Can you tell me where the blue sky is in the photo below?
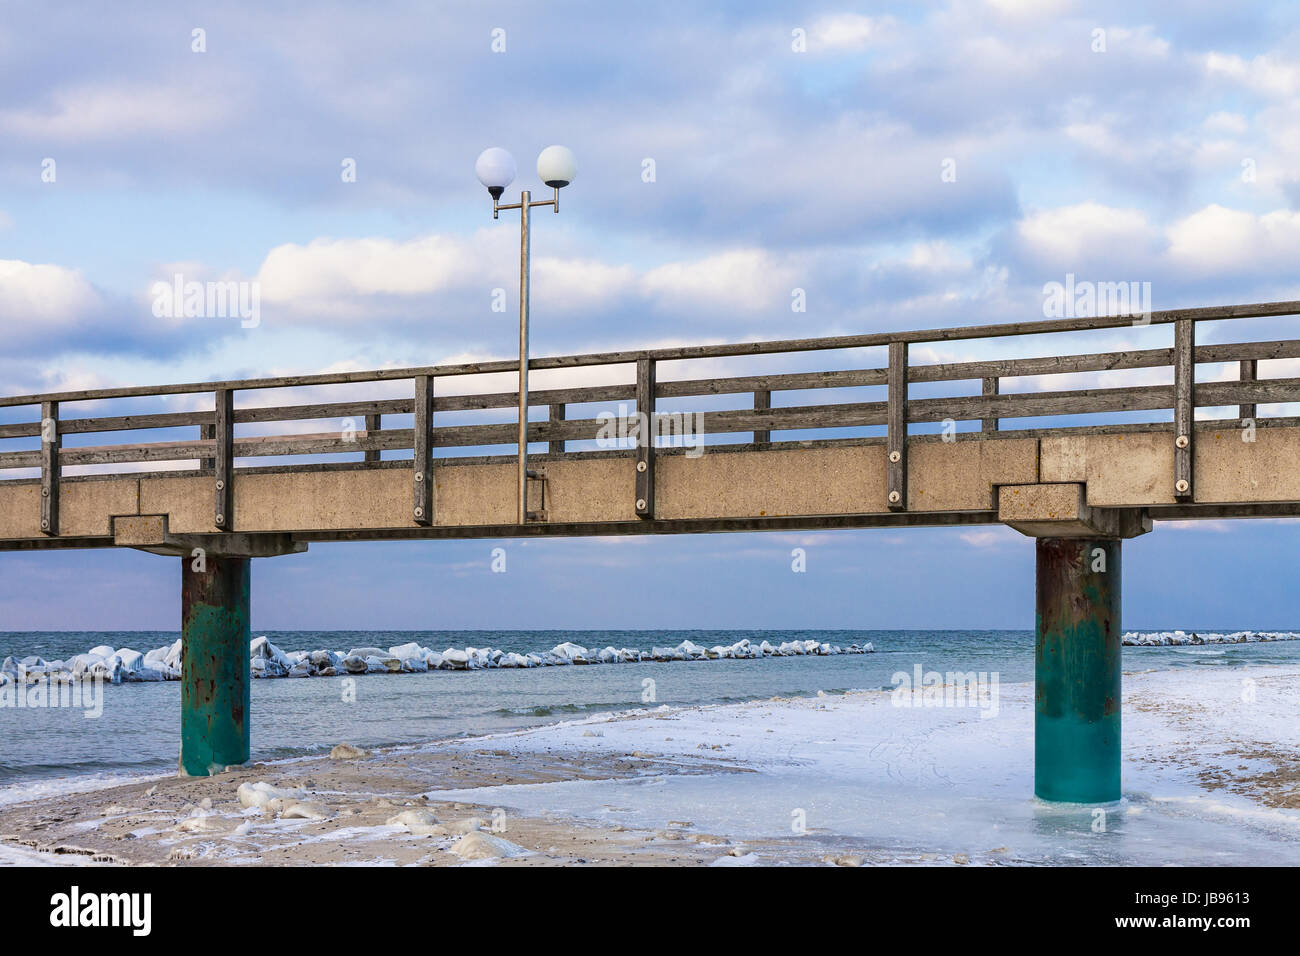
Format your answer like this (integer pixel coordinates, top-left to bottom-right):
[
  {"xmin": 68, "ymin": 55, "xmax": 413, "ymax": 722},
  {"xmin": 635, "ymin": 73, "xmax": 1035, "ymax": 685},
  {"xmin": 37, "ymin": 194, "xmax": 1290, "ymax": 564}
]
[{"xmin": 2, "ymin": 0, "xmax": 1299, "ymax": 631}]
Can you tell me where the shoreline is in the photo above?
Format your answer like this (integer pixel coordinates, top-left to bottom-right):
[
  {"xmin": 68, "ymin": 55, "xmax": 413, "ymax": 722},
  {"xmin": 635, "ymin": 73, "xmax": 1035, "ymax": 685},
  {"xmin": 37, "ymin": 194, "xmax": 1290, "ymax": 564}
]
[{"xmin": 2, "ymin": 663, "xmax": 1299, "ymax": 866}]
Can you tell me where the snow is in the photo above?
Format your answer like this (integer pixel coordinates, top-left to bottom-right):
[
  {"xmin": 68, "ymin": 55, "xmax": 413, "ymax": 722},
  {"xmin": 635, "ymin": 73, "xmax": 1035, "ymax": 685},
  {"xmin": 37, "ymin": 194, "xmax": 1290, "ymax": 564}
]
[
  {"xmin": 0, "ymin": 635, "xmax": 873, "ymax": 686},
  {"xmin": 1124, "ymin": 630, "xmax": 1300, "ymax": 646},
  {"xmin": 424, "ymin": 666, "xmax": 1300, "ymax": 865}
]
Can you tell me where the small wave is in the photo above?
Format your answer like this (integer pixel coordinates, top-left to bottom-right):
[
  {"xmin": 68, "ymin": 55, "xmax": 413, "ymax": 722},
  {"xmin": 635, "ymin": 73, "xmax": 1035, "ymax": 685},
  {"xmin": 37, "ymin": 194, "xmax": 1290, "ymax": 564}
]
[{"xmin": 490, "ymin": 702, "xmax": 630, "ymax": 718}]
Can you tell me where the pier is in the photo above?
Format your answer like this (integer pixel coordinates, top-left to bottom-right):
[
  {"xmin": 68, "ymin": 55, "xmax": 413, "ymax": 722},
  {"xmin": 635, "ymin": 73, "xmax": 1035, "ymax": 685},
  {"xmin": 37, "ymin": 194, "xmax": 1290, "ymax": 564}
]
[{"xmin": 4, "ymin": 301, "xmax": 1299, "ymax": 798}]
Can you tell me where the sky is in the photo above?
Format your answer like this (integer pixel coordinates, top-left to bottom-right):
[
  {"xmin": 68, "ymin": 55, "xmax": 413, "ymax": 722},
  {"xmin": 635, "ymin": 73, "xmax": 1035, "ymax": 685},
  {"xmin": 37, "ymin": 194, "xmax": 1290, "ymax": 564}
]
[{"xmin": 1, "ymin": 0, "xmax": 1299, "ymax": 632}]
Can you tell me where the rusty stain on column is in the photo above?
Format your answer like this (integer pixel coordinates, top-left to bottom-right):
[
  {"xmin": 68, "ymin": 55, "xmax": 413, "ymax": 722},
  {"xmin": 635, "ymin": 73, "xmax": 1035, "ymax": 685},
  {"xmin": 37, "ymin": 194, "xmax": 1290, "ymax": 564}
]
[
  {"xmin": 1035, "ymin": 537, "xmax": 1122, "ymax": 803},
  {"xmin": 179, "ymin": 553, "xmax": 251, "ymax": 776}
]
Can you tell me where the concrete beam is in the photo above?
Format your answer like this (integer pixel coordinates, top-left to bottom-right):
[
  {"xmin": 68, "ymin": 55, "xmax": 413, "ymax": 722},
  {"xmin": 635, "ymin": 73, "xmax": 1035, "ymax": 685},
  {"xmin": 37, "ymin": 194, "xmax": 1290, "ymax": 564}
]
[
  {"xmin": 113, "ymin": 515, "xmax": 305, "ymax": 558},
  {"xmin": 999, "ymin": 483, "xmax": 1150, "ymax": 539},
  {"xmin": 1041, "ymin": 425, "xmax": 1300, "ymax": 506}
]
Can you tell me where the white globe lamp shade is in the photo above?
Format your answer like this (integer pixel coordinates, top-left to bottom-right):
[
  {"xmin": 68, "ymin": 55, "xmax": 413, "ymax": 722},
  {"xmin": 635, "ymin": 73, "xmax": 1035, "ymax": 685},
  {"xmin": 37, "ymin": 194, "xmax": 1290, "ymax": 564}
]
[
  {"xmin": 537, "ymin": 145, "xmax": 577, "ymax": 188},
  {"xmin": 475, "ymin": 147, "xmax": 516, "ymax": 199}
]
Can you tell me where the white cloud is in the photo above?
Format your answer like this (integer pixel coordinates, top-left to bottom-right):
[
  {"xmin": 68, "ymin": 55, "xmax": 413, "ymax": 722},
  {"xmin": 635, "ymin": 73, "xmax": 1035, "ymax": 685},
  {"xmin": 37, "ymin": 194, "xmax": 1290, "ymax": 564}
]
[
  {"xmin": 960, "ymin": 529, "xmax": 1016, "ymax": 548},
  {"xmin": 640, "ymin": 249, "xmax": 799, "ymax": 313},
  {"xmin": 809, "ymin": 14, "xmax": 893, "ymax": 51},
  {"xmin": 1203, "ymin": 111, "xmax": 1249, "ymax": 135},
  {"xmin": 251, "ymin": 232, "xmax": 802, "ymax": 322},
  {"xmin": 0, "ymin": 259, "xmax": 101, "ymax": 325},
  {"xmin": 0, "ymin": 84, "xmax": 233, "ymax": 140},
  {"xmin": 1014, "ymin": 202, "xmax": 1158, "ymax": 266},
  {"xmin": 1165, "ymin": 205, "xmax": 1300, "ymax": 274},
  {"xmin": 533, "ymin": 256, "xmax": 635, "ymax": 312},
  {"xmin": 257, "ymin": 234, "xmax": 483, "ymax": 305},
  {"xmin": 1205, "ymin": 52, "xmax": 1300, "ymax": 97},
  {"xmin": 984, "ymin": 0, "xmax": 1075, "ymax": 18}
]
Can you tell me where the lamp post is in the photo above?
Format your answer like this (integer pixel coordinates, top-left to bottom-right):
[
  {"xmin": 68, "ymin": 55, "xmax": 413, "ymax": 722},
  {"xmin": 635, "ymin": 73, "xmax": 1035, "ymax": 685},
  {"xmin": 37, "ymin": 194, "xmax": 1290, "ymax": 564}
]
[{"xmin": 475, "ymin": 145, "xmax": 577, "ymax": 524}]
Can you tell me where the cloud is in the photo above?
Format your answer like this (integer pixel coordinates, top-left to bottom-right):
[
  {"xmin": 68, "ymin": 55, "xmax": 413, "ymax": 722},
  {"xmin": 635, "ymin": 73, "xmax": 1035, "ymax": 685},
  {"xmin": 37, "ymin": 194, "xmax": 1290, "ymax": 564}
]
[
  {"xmin": 1165, "ymin": 205, "xmax": 1300, "ymax": 274},
  {"xmin": 808, "ymin": 14, "xmax": 893, "ymax": 51},
  {"xmin": 256, "ymin": 234, "xmax": 486, "ymax": 312},
  {"xmin": 1012, "ymin": 202, "xmax": 1160, "ymax": 269},
  {"xmin": 0, "ymin": 259, "xmax": 101, "ymax": 327},
  {"xmin": 1204, "ymin": 51, "xmax": 1300, "ymax": 97},
  {"xmin": 641, "ymin": 249, "xmax": 799, "ymax": 313},
  {"xmin": 0, "ymin": 83, "xmax": 233, "ymax": 140},
  {"xmin": 959, "ymin": 529, "xmax": 1018, "ymax": 548}
]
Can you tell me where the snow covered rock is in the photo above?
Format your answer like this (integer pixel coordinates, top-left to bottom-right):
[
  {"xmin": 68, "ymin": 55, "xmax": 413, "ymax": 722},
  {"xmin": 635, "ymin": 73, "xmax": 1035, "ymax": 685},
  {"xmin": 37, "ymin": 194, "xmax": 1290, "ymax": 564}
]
[
  {"xmin": 236, "ymin": 781, "xmax": 302, "ymax": 810},
  {"xmin": 386, "ymin": 809, "xmax": 442, "ymax": 835},
  {"xmin": 449, "ymin": 831, "xmax": 532, "ymax": 860}
]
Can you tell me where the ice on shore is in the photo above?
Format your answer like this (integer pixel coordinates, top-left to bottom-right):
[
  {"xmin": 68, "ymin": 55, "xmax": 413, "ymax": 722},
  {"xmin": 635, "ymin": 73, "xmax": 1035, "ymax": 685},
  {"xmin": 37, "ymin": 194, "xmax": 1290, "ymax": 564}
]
[
  {"xmin": 427, "ymin": 666, "xmax": 1300, "ymax": 866},
  {"xmin": 1123, "ymin": 630, "xmax": 1300, "ymax": 646},
  {"xmin": 449, "ymin": 830, "xmax": 532, "ymax": 861},
  {"xmin": 386, "ymin": 809, "xmax": 442, "ymax": 836},
  {"xmin": 1, "ymin": 635, "xmax": 873, "ymax": 686}
]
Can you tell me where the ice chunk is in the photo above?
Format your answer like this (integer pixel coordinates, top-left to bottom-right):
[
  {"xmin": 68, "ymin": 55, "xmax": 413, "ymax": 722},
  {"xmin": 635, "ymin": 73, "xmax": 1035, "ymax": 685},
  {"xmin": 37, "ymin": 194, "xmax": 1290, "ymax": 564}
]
[
  {"xmin": 386, "ymin": 809, "xmax": 442, "ymax": 835},
  {"xmin": 236, "ymin": 781, "xmax": 302, "ymax": 810},
  {"xmin": 449, "ymin": 831, "xmax": 532, "ymax": 860}
]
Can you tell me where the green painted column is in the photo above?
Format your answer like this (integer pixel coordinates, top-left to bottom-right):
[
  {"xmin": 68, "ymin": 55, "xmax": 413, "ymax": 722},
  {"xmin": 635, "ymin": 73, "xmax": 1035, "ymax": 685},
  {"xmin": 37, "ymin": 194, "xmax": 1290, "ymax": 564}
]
[
  {"xmin": 179, "ymin": 554, "xmax": 250, "ymax": 776},
  {"xmin": 1035, "ymin": 537, "xmax": 1121, "ymax": 803}
]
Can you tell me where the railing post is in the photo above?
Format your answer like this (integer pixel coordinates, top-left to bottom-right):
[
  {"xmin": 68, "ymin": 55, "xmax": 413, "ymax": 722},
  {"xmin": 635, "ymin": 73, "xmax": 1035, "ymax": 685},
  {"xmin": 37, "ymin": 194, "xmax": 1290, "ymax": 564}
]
[
  {"xmin": 887, "ymin": 342, "xmax": 908, "ymax": 511},
  {"xmin": 753, "ymin": 389, "xmax": 771, "ymax": 448},
  {"xmin": 40, "ymin": 401, "xmax": 59, "ymax": 535},
  {"xmin": 1239, "ymin": 359, "xmax": 1257, "ymax": 421},
  {"xmin": 549, "ymin": 403, "xmax": 565, "ymax": 455},
  {"xmin": 364, "ymin": 413, "xmax": 381, "ymax": 463},
  {"xmin": 1173, "ymin": 319, "xmax": 1194, "ymax": 499},
  {"xmin": 214, "ymin": 389, "xmax": 233, "ymax": 530},
  {"xmin": 635, "ymin": 357, "xmax": 655, "ymax": 519},
  {"xmin": 200, "ymin": 422, "xmax": 215, "ymax": 474},
  {"xmin": 981, "ymin": 376, "xmax": 999, "ymax": 434},
  {"xmin": 413, "ymin": 375, "xmax": 433, "ymax": 525}
]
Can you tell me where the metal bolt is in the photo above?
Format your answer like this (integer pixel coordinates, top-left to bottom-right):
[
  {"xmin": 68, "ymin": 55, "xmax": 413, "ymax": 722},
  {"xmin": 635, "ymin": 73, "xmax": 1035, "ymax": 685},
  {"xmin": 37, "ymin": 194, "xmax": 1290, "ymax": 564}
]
[
  {"xmin": 636, "ymin": 498, "xmax": 647, "ymax": 511},
  {"xmin": 636, "ymin": 461, "xmax": 647, "ymax": 473},
  {"xmin": 41, "ymin": 488, "xmax": 48, "ymax": 497},
  {"xmin": 216, "ymin": 514, "xmax": 225, "ymax": 524},
  {"xmin": 415, "ymin": 472, "xmax": 423, "ymax": 482},
  {"xmin": 215, "ymin": 479, "xmax": 225, "ymax": 490},
  {"xmin": 888, "ymin": 450, "xmax": 901, "ymax": 463},
  {"xmin": 1175, "ymin": 435, "xmax": 1189, "ymax": 449},
  {"xmin": 1175, "ymin": 479, "xmax": 1189, "ymax": 494},
  {"xmin": 414, "ymin": 506, "xmax": 424, "ymax": 518},
  {"xmin": 888, "ymin": 490, "xmax": 901, "ymax": 503},
  {"xmin": 40, "ymin": 519, "xmax": 48, "ymax": 529}
]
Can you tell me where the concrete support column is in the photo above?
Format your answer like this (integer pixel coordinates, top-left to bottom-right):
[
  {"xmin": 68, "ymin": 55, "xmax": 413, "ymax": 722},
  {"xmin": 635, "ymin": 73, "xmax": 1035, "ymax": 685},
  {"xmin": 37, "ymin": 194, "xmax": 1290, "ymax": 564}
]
[
  {"xmin": 1034, "ymin": 537, "xmax": 1121, "ymax": 803},
  {"xmin": 180, "ymin": 553, "xmax": 251, "ymax": 776}
]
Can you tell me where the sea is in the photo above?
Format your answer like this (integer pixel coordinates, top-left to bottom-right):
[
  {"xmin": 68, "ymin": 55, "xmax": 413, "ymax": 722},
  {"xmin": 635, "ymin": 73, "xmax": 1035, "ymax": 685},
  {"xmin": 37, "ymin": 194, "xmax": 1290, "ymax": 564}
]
[{"xmin": 3, "ymin": 629, "xmax": 1299, "ymax": 800}]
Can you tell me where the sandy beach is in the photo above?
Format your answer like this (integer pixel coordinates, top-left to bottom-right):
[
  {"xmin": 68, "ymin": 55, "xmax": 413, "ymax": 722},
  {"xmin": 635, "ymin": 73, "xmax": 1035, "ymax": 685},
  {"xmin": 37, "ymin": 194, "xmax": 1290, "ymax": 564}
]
[{"xmin": 2, "ymin": 665, "xmax": 1298, "ymax": 866}]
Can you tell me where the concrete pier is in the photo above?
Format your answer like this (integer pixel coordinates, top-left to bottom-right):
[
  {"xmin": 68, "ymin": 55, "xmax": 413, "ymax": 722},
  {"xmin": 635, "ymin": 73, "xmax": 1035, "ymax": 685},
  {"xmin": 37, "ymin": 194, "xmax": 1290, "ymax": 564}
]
[
  {"xmin": 179, "ymin": 553, "xmax": 251, "ymax": 776},
  {"xmin": 1033, "ymin": 537, "xmax": 1122, "ymax": 803}
]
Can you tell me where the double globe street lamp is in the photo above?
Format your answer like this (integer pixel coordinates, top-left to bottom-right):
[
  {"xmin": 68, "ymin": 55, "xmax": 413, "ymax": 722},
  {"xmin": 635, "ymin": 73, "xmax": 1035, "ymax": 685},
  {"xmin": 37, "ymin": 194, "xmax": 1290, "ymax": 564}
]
[{"xmin": 475, "ymin": 145, "xmax": 577, "ymax": 524}]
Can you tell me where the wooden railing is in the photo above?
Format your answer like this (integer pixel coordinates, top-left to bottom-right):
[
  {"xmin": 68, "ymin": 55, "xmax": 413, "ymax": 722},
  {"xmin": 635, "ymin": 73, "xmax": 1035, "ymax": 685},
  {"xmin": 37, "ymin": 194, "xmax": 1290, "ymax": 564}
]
[{"xmin": 2, "ymin": 301, "xmax": 1299, "ymax": 532}]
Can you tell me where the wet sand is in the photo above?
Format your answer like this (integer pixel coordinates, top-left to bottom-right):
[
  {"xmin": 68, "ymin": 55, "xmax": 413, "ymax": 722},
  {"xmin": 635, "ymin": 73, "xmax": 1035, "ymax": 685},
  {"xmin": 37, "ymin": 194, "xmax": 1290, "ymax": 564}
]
[{"xmin": 0, "ymin": 740, "xmax": 825, "ymax": 866}]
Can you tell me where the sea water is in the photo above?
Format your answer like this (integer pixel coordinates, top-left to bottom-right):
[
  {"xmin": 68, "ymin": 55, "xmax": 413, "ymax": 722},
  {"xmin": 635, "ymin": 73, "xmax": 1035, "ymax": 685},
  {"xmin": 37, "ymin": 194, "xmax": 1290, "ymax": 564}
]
[{"xmin": 2, "ymin": 629, "xmax": 1298, "ymax": 799}]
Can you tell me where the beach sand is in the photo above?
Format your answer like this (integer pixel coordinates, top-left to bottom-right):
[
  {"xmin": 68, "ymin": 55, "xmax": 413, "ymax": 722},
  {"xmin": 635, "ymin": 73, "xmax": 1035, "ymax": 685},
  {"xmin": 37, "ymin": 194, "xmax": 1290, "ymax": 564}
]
[
  {"xmin": 0, "ymin": 738, "xmax": 817, "ymax": 866},
  {"xmin": 2, "ymin": 666, "xmax": 1298, "ymax": 866}
]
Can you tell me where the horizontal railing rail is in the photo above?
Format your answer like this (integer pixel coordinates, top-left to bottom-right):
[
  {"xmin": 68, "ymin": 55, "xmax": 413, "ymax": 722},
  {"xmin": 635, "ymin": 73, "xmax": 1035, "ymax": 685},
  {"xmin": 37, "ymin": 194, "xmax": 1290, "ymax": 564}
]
[{"xmin": 2, "ymin": 300, "xmax": 1298, "ymax": 532}]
